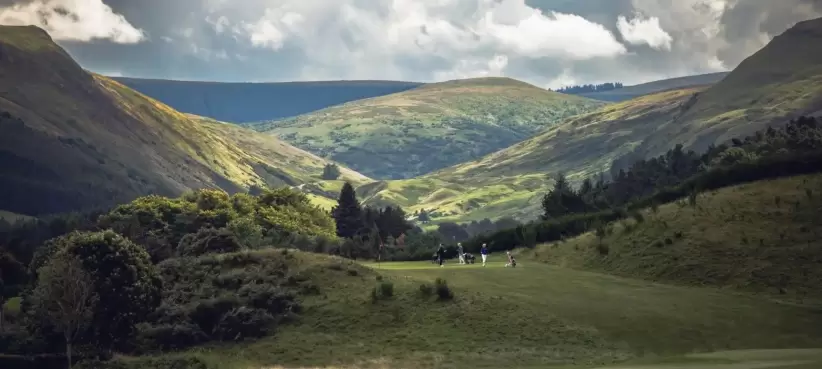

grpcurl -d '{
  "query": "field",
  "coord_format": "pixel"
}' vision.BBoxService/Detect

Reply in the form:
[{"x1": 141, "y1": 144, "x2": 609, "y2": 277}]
[
  {"x1": 249, "y1": 77, "x2": 606, "y2": 179},
  {"x1": 128, "y1": 249, "x2": 822, "y2": 369}
]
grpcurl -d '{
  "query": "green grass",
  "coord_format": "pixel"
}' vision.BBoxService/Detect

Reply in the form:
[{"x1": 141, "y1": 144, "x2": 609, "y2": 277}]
[
  {"x1": 364, "y1": 87, "x2": 702, "y2": 223},
  {"x1": 372, "y1": 19, "x2": 822, "y2": 224},
  {"x1": 249, "y1": 77, "x2": 606, "y2": 179},
  {"x1": 528, "y1": 173, "x2": 822, "y2": 302},
  {"x1": 122, "y1": 248, "x2": 822, "y2": 369}
]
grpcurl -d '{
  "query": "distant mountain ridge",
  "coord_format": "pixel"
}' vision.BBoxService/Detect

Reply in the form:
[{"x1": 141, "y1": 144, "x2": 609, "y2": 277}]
[
  {"x1": 112, "y1": 77, "x2": 423, "y2": 123},
  {"x1": 568, "y1": 72, "x2": 729, "y2": 102},
  {"x1": 248, "y1": 77, "x2": 607, "y2": 179}
]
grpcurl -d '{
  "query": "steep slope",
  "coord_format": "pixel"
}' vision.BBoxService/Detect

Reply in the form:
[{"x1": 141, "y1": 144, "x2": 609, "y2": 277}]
[
  {"x1": 0, "y1": 25, "x2": 369, "y2": 215},
  {"x1": 632, "y1": 17, "x2": 822, "y2": 159},
  {"x1": 113, "y1": 77, "x2": 422, "y2": 123},
  {"x1": 576, "y1": 72, "x2": 729, "y2": 101},
  {"x1": 529, "y1": 172, "x2": 822, "y2": 301},
  {"x1": 361, "y1": 86, "x2": 705, "y2": 222},
  {"x1": 249, "y1": 77, "x2": 607, "y2": 179}
]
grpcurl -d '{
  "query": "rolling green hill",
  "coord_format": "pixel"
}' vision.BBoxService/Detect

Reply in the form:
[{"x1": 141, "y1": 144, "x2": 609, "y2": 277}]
[
  {"x1": 0, "y1": 25, "x2": 369, "y2": 215},
  {"x1": 93, "y1": 250, "x2": 822, "y2": 369},
  {"x1": 113, "y1": 77, "x2": 422, "y2": 123},
  {"x1": 360, "y1": 86, "x2": 706, "y2": 223},
  {"x1": 371, "y1": 17, "x2": 822, "y2": 225},
  {"x1": 248, "y1": 77, "x2": 607, "y2": 179},
  {"x1": 575, "y1": 72, "x2": 729, "y2": 102}
]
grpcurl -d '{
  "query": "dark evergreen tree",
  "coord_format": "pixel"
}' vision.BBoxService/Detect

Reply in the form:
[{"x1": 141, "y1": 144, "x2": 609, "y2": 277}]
[
  {"x1": 331, "y1": 182, "x2": 365, "y2": 239},
  {"x1": 321, "y1": 163, "x2": 342, "y2": 180}
]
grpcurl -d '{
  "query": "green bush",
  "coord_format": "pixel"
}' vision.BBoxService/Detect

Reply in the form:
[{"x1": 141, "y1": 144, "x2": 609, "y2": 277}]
[
  {"x1": 434, "y1": 278, "x2": 453, "y2": 301},
  {"x1": 418, "y1": 283, "x2": 434, "y2": 298},
  {"x1": 378, "y1": 281, "x2": 394, "y2": 298},
  {"x1": 177, "y1": 227, "x2": 242, "y2": 257}
]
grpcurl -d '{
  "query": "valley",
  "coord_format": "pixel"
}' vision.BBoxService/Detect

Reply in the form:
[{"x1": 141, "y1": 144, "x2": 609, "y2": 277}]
[
  {"x1": 246, "y1": 77, "x2": 606, "y2": 179},
  {"x1": 0, "y1": 11, "x2": 821, "y2": 369}
]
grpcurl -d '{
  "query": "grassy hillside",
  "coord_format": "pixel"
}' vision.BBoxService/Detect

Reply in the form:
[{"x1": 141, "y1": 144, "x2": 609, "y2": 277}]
[
  {"x1": 0, "y1": 25, "x2": 369, "y2": 215},
  {"x1": 373, "y1": 18, "x2": 822, "y2": 224},
  {"x1": 105, "y1": 255, "x2": 822, "y2": 369},
  {"x1": 361, "y1": 86, "x2": 705, "y2": 223},
  {"x1": 113, "y1": 77, "x2": 422, "y2": 123},
  {"x1": 249, "y1": 77, "x2": 607, "y2": 179},
  {"x1": 529, "y1": 172, "x2": 822, "y2": 301},
  {"x1": 632, "y1": 17, "x2": 822, "y2": 159},
  {"x1": 577, "y1": 72, "x2": 729, "y2": 102}
]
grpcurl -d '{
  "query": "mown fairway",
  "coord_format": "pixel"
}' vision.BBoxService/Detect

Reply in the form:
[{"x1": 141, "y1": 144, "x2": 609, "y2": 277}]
[{"x1": 194, "y1": 257, "x2": 822, "y2": 369}]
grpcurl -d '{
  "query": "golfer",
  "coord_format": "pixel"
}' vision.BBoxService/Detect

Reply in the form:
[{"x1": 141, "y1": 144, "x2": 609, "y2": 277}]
[
  {"x1": 480, "y1": 243, "x2": 488, "y2": 266},
  {"x1": 436, "y1": 244, "x2": 446, "y2": 267},
  {"x1": 457, "y1": 242, "x2": 465, "y2": 264}
]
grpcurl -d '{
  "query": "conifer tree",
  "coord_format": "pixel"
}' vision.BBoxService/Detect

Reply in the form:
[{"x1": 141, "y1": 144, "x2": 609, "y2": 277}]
[{"x1": 331, "y1": 182, "x2": 364, "y2": 239}]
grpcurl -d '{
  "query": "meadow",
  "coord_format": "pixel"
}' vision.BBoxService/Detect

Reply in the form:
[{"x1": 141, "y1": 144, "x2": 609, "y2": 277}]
[{"x1": 137, "y1": 254, "x2": 822, "y2": 369}]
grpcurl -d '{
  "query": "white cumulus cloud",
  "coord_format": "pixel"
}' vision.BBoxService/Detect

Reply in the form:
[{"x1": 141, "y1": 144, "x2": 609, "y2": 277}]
[
  {"x1": 617, "y1": 14, "x2": 673, "y2": 50},
  {"x1": 229, "y1": 0, "x2": 627, "y2": 80},
  {"x1": 0, "y1": 0, "x2": 145, "y2": 43}
]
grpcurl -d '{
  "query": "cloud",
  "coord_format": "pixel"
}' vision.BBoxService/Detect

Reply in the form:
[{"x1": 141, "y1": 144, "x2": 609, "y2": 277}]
[
  {"x1": 229, "y1": 0, "x2": 627, "y2": 81},
  {"x1": 0, "y1": 0, "x2": 145, "y2": 43},
  {"x1": 11, "y1": 0, "x2": 821, "y2": 88},
  {"x1": 617, "y1": 14, "x2": 673, "y2": 50}
]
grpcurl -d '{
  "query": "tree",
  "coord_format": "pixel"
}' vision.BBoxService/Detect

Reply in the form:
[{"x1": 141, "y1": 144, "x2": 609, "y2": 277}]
[
  {"x1": 321, "y1": 163, "x2": 342, "y2": 180},
  {"x1": 331, "y1": 182, "x2": 364, "y2": 239},
  {"x1": 46, "y1": 230, "x2": 162, "y2": 353},
  {"x1": 30, "y1": 253, "x2": 98, "y2": 369},
  {"x1": 418, "y1": 209, "x2": 431, "y2": 223}
]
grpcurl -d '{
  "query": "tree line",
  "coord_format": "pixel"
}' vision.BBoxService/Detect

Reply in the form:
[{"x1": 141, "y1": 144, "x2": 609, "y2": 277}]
[{"x1": 553, "y1": 82, "x2": 624, "y2": 94}]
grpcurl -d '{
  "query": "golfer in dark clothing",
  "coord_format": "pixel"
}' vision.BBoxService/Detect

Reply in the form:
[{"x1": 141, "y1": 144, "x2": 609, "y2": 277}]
[{"x1": 436, "y1": 244, "x2": 446, "y2": 267}]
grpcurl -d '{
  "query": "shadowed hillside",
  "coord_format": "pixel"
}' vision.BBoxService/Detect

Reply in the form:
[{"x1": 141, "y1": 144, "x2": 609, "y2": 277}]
[
  {"x1": 249, "y1": 77, "x2": 606, "y2": 179},
  {"x1": 113, "y1": 77, "x2": 423, "y2": 123},
  {"x1": 0, "y1": 25, "x2": 369, "y2": 216}
]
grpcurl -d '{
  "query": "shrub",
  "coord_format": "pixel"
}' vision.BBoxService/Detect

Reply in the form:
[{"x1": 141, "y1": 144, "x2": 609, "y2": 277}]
[
  {"x1": 177, "y1": 227, "x2": 243, "y2": 257},
  {"x1": 434, "y1": 278, "x2": 453, "y2": 301},
  {"x1": 596, "y1": 242, "x2": 609, "y2": 255},
  {"x1": 136, "y1": 323, "x2": 208, "y2": 351},
  {"x1": 378, "y1": 281, "x2": 394, "y2": 298},
  {"x1": 214, "y1": 307, "x2": 275, "y2": 341},
  {"x1": 418, "y1": 283, "x2": 434, "y2": 298}
]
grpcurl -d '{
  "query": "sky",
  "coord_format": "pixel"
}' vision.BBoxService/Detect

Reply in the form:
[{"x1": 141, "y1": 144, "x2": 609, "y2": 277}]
[{"x1": 0, "y1": 0, "x2": 820, "y2": 88}]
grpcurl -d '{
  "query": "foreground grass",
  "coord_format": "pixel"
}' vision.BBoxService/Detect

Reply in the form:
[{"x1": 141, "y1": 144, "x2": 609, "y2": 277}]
[{"x1": 130, "y1": 253, "x2": 822, "y2": 369}]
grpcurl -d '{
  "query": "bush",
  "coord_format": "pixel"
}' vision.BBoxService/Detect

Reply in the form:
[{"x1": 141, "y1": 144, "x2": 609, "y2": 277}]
[
  {"x1": 378, "y1": 281, "x2": 394, "y2": 298},
  {"x1": 177, "y1": 227, "x2": 243, "y2": 257},
  {"x1": 596, "y1": 242, "x2": 609, "y2": 255},
  {"x1": 418, "y1": 283, "x2": 434, "y2": 298},
  {"x1": 136, "y1": 323, "x2": 208, "y2": 351},
  {"x1": 434, "y1": 278, "x2": 453, "y2": 301},
  {"x1": 214, "y1": 307, "x2": 275, "y2": 341}
]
